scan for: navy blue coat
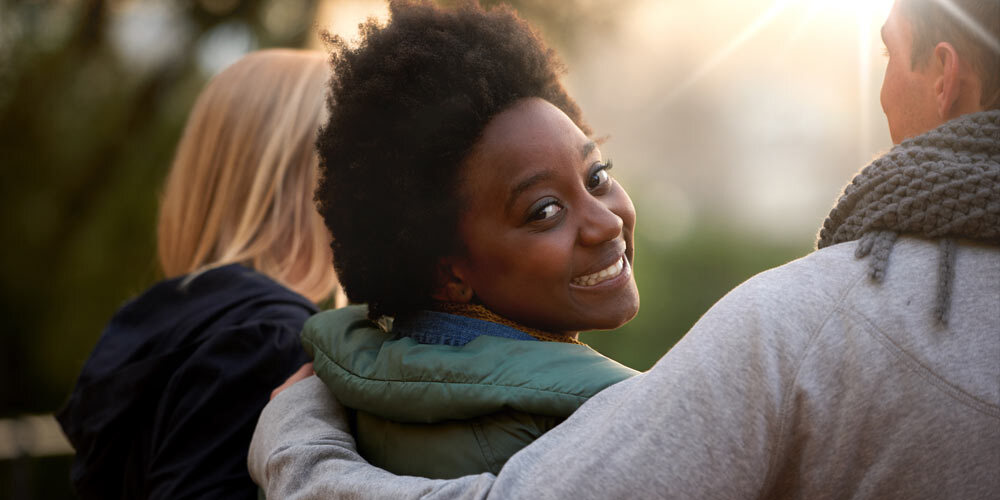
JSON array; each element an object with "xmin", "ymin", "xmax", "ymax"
[{"xmin": 57, "ymin": 264, "xmax": 315, "ymax": 499}]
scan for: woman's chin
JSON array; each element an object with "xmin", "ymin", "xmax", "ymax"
[{"xmin": 577, "ymin": 293, "xmax": 641, "ymax": 333}]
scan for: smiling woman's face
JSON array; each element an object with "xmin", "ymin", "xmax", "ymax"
[{"xmin": 449, "ymin": 98, "xmax": 639, "ymax": 335}]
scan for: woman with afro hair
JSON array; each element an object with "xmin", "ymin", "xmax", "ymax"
[{"xmin": 277, "ymin": 0, "xmax": 642, "ymax": 480}]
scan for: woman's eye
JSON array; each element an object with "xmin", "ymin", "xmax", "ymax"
[
  {"xmin": 587, "ymin": 160, "xmax": 613, "ymax": 191},
  {"xmin": 529, "ymin": 201, "xmax": 563, "ymax": 222}
]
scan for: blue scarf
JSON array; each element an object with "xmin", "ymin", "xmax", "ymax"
[{"xmin": 392, "ymin": 310, "xmax": 537, "ymax": 346}]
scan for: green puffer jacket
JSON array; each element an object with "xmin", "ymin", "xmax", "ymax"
[{"xmin": 302, "ymin": 305, "xmax": 638, "ymax": 479}]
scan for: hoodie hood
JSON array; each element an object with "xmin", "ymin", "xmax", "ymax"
[{"xmin": 56, "ymin": 264, "xmax": 316, "ymax": 498}]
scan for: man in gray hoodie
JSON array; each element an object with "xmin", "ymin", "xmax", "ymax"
[{"xmin": 248, "ymin": 0, "xmax": 999, "ymax": 498}]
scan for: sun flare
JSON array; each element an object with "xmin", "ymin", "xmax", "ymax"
[
  {"xmin": 816, "ymin": 0, "xmax": 894, "ymax": 19},
  {"xmin": 657, "ymin": 0, "xmax": 895, "ymax": 113}
]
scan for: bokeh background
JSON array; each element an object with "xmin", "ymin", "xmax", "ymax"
[{"xmin": 0, "ymin": 0, "xmax": 894, "ymax": 496}]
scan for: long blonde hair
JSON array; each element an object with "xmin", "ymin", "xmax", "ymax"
[{"xmin": 157, "ymin": 49, "xmax": 338, "ymax": 304}]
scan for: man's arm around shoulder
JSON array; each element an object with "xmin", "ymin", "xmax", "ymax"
[{"xmin": 249, "ymin": 375, "xmax": 494, "ymax": 500}]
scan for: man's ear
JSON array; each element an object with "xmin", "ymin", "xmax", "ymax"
[
  {"xmin": 430, "ymin": 257, "xmax": 474, "ymax": 303},
  {"xmin": 933, "ymin": 42, "xmax": 961, "ymax": 119},
  {"xmin": 932, "ymin": 41, "xmax": 983, "ymax": 120}
]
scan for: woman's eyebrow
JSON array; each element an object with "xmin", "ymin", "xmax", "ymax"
[
  {"xmin": 506, "ymin": 170, "xmax": 554, "ymax": 213},
  {"xmin": 582, "ymin": 141, "xmax": 597, "ymax": 160}
]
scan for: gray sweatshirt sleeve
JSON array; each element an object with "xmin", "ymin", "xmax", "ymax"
[
  {"xmin": 250, "ymin": 266, "xmax": 828, "ymax": 499},
  {"xmin": 249, "ymin": 375, "xmax": 496, "ymax": 500}
]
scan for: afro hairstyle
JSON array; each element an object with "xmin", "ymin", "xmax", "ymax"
[{"xmin": 315, "ymin": 0, "xmax": 588, "ymax": 320}]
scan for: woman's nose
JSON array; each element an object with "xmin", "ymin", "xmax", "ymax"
[{"xmin": 578, "ymin": 198, "xmax": 623, "ymax": 246}]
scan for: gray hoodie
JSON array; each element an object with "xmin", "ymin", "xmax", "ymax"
[{"xmin": 249, "ymin": 237, "xmax": 1000, "ymax": 499}]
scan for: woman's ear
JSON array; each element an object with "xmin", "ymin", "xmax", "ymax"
[{"xmin": 431, "ymin": 257, "xmax": 474, "ymax": 303}]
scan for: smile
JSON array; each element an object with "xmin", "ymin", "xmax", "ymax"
[{"xmin": 571, "ymin": 256, "xmax": 627, "ymax": 287}]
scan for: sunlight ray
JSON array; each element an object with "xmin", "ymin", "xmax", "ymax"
[
  {"xmin": 858, "ymin": 4, "xmax": 874, "ymax": 164},
  {"xmin": 771, "ymin": 0, "xmax": 822, "ymax": 69},
  {"xmin": 934, "ymin": 0, "xmax": 1000, "ymax": 54},
  {"xmin": 657, "ymin": 0, "xmax": 798, "ymax": 109},
  {"xmin": 783, "ymin": 0, "xmax": 823, "ymax": 48}
]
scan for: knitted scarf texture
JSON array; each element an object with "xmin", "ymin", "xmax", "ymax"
[{"xmin": 817, "ymin": 110, "xmax": 1000, "ymax": 322}]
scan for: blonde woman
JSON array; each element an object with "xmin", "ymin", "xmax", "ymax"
[{"xmin": 57, "ymin": 49, "xmax": 338, "ymax": 500}]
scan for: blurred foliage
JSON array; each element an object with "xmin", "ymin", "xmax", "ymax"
[
  {"xmin": 0, "ymin": 0, "xmax": 322, "ymax": 416},
  {"xmin": 0, "ymin": 455, "xmax": 75, "ymax": 498},
  {"xmin": 0, "ymin": 0, "xmax": 818, "ymax": 431},
  {"xmin": 1, "ymin": 0, "xmax": 819, "ymax": 496},
  {"xmin": 0, "ymin": 0, "xmax": 713, "ymax": 418},
  {"xmin": 453, "ymin": 0, "xmax": 631, "ymax": 54}
]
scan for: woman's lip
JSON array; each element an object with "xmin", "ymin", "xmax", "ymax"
[
  {"xmin": 573, "ymin": 242, "xmax": 627, "ymax": 279},
  {"xmin": 569, "ymin": 256, "xmax": 631, "ymax": 291},
  {"xmin": 624, "ymin": 230, "xmax": 634, "ymax": 265},
  {"xmin": 573, "ymin": 252, "xmax": 623, "ymax": 280}
]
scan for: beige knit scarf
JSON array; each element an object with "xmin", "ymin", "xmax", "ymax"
[{"xmin": 817, "ymin": 110, "xmax": 1000, "ymax": 323}]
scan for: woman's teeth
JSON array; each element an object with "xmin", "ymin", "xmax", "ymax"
[{"xmin": 572, "ymin": 257, "xmax": 625, "ymax": 287}]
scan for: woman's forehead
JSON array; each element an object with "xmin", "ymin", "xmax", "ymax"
[
  {"xmin": 458, "ymin": 100, "xmax": 597, "ymax": 212},
  {"xmin": 467, "ymin": 99, "xmax": 593, "ymax": 174}
]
